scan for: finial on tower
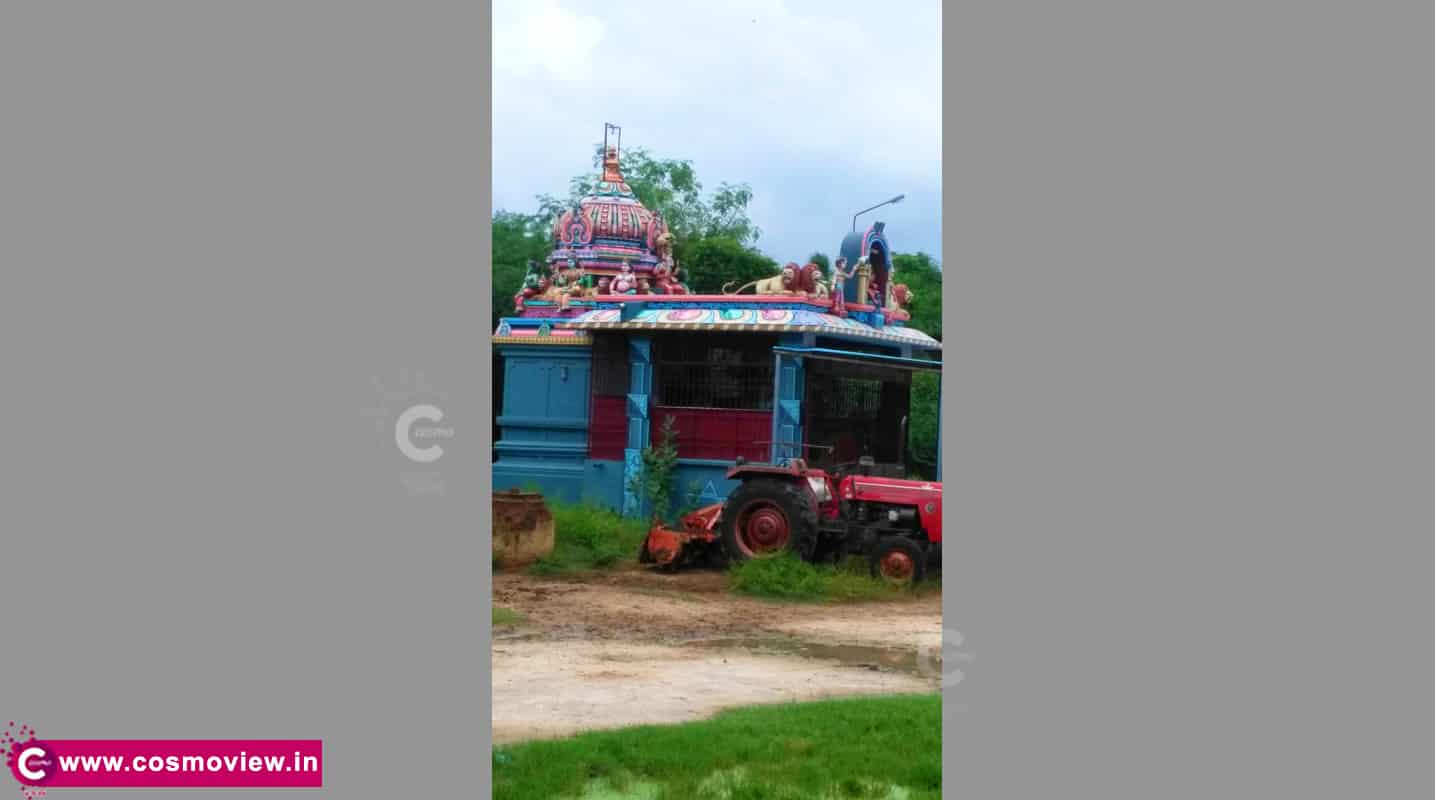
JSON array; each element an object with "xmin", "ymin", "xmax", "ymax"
[{"xmin": 602, "ymin": 122, "xmax": 623, "ymax": 183}]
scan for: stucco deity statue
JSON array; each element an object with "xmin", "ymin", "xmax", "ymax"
[
  {"xmin": 653, "ymin": 220, "xmax": 675, "ymax": 268},
  {"xmin": 652, "ymin": 262, "xmax": 690, "ymax": 294},
  {"xmin": 829, "ymin": 257, "xmax": 857, "ymax": 316},
  {"xmin": 514, "ymin": 259, "xmax": 549, "ymax": 311},
  {"xmin": 611, "ymin": 259, "xmax": 637, "ymax": 294},
  {"xmin": 547, "ymin": 257, "xmax": 585, "ymax": 310}
]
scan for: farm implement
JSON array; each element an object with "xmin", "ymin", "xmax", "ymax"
[{"xmin": 641, "ymin": 456, "xmax": 942, "ymax": 583}]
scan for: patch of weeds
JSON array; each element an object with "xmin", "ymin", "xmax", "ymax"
[
  {"xmin": 819, "ymin": 779, "xmax": 913, "ymax": 800},
  {"xmin": 557, "ymin": 775, "xmax": 662, "ymax": 800},
  {"xmin": 695, "ymin": 766, "xmax": 750, "ymax": 799},
  {"xmin": 729, "ymin": 553, "xmax": 928, "ymax": 603},
  {"xmin": 529, "ymin": 500, "xmax": 650, "ymax": 575},
  {"xmin": 727, "ymin": 553, "xmax": 826, "ymax": 600},
  {"xmin": 492, "ymin": 606, "xmax": 525, "ymax": 626}
]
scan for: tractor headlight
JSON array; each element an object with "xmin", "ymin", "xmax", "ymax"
[{"xmin": 806, "ymin": 476, "xmax": 831, "ymax": 503}]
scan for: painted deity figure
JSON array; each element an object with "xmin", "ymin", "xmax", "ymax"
[
  {"xmin": 548, "ymin": 256, "xmax": 585, "ymax": 310},
  {"xmin": 830, "ymin": 256, "xmax": 857, "ymax": 316},
  {"xmin": 652, "ymin": 261, "xmax": 690, "ymax": 294},
  {"xmin": 611, "ymin": 258, "xmax": 637, "ymax": 294},
  {"xmin": 514, "ymin": 258, "xmax": 549, "ymax": 311},
  {"xmin": 653, "ymin": 222, "xmax": 675, "ymax": 268}
]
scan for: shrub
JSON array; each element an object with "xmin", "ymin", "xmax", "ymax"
[
  {"xmin": 625, "ymin": 415, "xmax": 680, "ymax": 523},
  {"xmin": 729, "ymin": 553, "xmax": 931, "ymax": 602},
  {"xmin": 530, "ymin": 500, "xmax": 650, "ymax": 575},
  {"xmin": 727, "ymin": 553, "xmax": 826, "ymax": 600}
]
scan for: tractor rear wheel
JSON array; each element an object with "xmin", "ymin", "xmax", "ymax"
[
  {"xmin": 720, "ymin": 479, "xmax": 818, "ymax": 562},
  {"xmin": 870, "ymin": 537, "xmax": 927, "ymax": 585}
]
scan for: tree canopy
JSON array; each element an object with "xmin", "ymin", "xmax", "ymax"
[{"xmin": 891, "ymin": 252, "xmax": 942, "ymax": 342}]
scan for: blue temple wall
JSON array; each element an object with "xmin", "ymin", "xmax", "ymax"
[
  {"xmin": 581, "ymin": 458, "xmax": 626, "ymax": 509},
  {"xmin": 493, "ymin": 318, "xmax": 938, "ymax": 515},
  {"xmin": 493, "ymin": 343, "xmax": 593, "ymax": 502}
]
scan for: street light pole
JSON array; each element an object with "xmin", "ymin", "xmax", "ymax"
[{"xmin": 852, "ymin": 194, "xmax": 905, "ymax": 232}]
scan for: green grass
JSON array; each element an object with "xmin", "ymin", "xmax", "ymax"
[
  {"xmin": 492, "ymin": 606, "xmax": 525, "ymax": 626},
  {"xmin": 528, "ymin": 500, "xmax": 651, "ymax": 575},
  {"xmin": 492, "ymin": 694, "xmax": 941, "ymax": 800},
  {"xmin": 728, "ymin": 553, "xmax": 935, "ymax": 603}
]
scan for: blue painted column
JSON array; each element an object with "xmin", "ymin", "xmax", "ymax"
[
  {"xmin": 771, "ymin": 340, "xmax": 805, "ymax": 464},
  {"xmin": 622, "ymin": 336, "xmax": 653, "ymax": 517}
]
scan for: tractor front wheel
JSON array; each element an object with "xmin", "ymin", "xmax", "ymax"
[
  {"xmin": 720, "ymin": 479, "xmax": 818, "ymax": 562},
  {"xmin": 870, "ymin": 537, "xmax": 927, "ymax": 585}
]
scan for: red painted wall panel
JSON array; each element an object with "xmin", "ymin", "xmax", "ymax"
[
  {"xmin": 588, "ymin": 395, "xmax": 628, "ymax": 460},
  {"xmin": 651, "ymin": 407, "xmax": 771, "ymax": 462}
]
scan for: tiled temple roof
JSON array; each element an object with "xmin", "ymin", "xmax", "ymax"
[{"xmin": 555, "ymin": 305, "xmax": 941, "ymax": 350}]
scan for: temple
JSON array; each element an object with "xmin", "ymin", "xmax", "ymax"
[{"xmin": 493, "ymin": 127, "xmax": 943, "ymax": 516}]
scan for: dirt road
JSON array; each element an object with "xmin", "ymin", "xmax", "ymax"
[{"xmin": 492, "ymin": 568, "xmax": 942, "ymax": 744}]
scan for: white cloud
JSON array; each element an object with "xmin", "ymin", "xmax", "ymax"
[
  {"xmin": 493, "ymin": 0, "xmax": 604, "ymax": 81},
  {"xmin": 491, "ymin": 0, "xmax": 943, "ymax": 260}
]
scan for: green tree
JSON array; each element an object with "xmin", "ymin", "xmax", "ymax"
[
  {"xmin": 807, "ymin": 252, "xmax": 830, "ymax": 271},
  {"xmin": 891, "ymin": 252, "xmax": 942, "ymax": 341},
  {"xmin": 907, "ymin": 372, "xmax": 940, "ymax": 478},
  {"xmin": 491, "ymin": 209, "xmax": 552, "ymax": 330},
  {"xmin": 679, "ymin": 236, "xmax": 780, "ymax": 295},
  {"xmin": 890, "ymin": 252, "xmax": 942, "ymax": 477}
]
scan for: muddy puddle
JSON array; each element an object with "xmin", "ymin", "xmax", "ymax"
[{"xmin": 690, "ymin": 635, "xmax": 939, "ymax": 677}]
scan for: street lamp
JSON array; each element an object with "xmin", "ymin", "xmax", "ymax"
[{"xmin": 852, "ymin": 194, "xmax": 905, "ymax": 232}]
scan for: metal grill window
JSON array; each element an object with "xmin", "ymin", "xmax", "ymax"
[
  {"xmin": 655, "ymin": 334, "xmax": 775, "ymax": 411},
  {"xmin": 590, "ymin": 334, "xmax": 630, "ymax": 396},
  {"xmin": 809, "ymin": 375, "xmax": 884, "ymax": 421}
]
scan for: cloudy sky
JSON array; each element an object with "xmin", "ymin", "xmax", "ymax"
[{"xmin": 493, "ymin": 0, "xmax": 942, "ymax": 264}]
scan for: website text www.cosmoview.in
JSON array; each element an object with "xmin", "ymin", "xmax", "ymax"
[{"xmin": 7, "ymin": 738, "xmax": 322, "ymax": 790}]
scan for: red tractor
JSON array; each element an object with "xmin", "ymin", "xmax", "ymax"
[{"xmin": 642, "ymin": 456, "xmax": 942, "ymax": 583}]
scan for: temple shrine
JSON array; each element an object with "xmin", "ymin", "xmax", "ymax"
[{"xmin": 493, "ymin": 126, "xmax": 942, "ymax": 516}]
